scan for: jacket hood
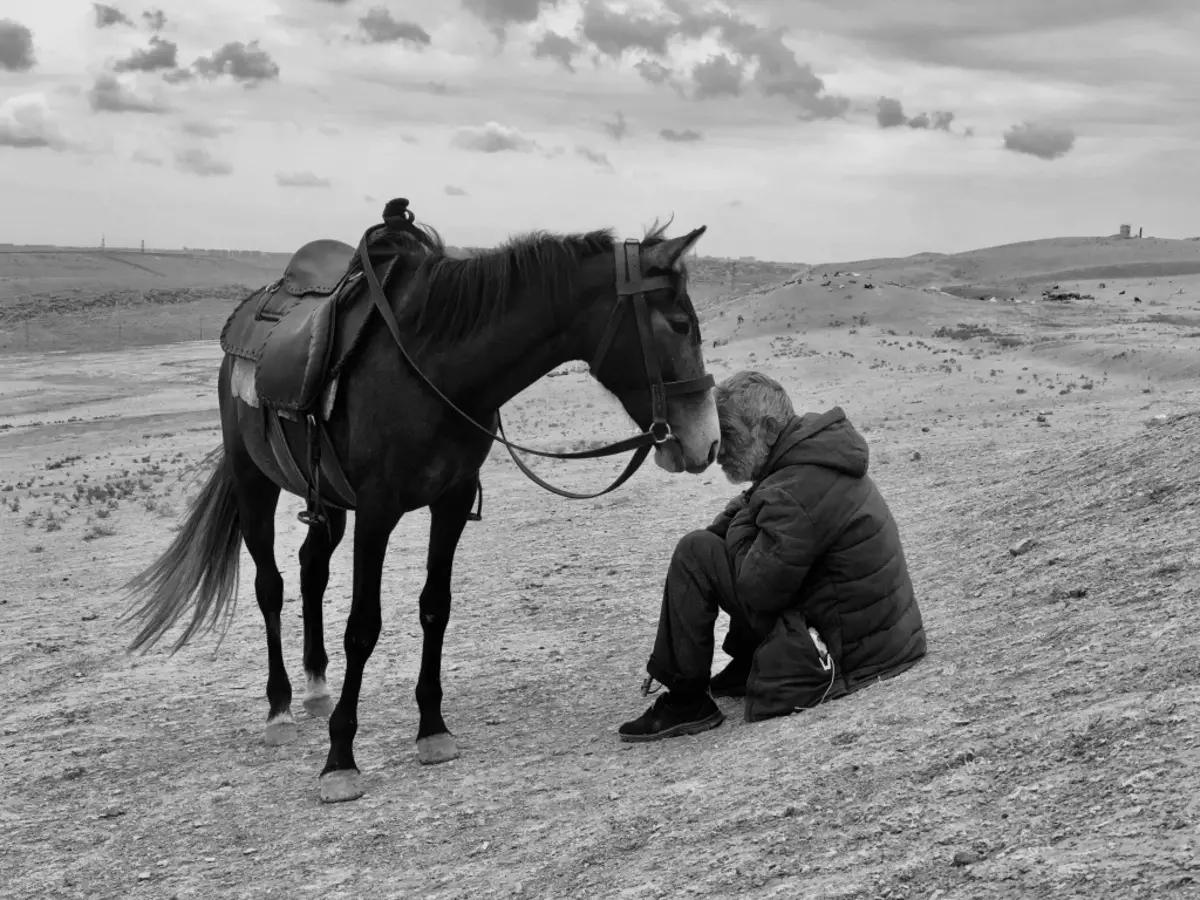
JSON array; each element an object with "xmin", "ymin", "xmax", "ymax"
[{"xmin": 762, "ymin": 407, "xmax": 868, "ymax": 478}]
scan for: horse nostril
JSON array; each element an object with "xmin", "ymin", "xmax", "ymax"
[{"xmin": 707, "ymin": 440, "xmax": 719, "ymax": 464}]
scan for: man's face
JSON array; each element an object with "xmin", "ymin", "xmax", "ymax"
[{"xmin": 716, "ymin": 405, "xmax": 768, "ymax": 484}]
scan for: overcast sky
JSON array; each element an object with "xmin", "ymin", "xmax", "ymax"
[{"xmin": 1, "ymin": 0, "xmax": 1197, "ymax": 262}]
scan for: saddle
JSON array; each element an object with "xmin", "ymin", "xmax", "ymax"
[
  {"xmin": 221, "ymin": 204, "xmax": 418, "ymax": 413},
  {"xmin": 219, "ymin": 198, "xmax": 456, "ymax": 522}
]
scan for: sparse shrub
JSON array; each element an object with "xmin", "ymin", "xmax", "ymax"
[
  {"xmin": 933, "ymin": 323, "xmax": 995, "ymax": 341},
  {"xmin": 83, "ymin": 522, "xmax": 117, "ymax": 541}
]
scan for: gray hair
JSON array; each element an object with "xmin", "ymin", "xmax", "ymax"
[{"xmin": 715, "ymin": 370, "xmax": 794, "ymax": 427}]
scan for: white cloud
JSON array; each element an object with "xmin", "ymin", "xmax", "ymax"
[
  {"xmin": 451, "ymin": 121, "xmax": 539, "ymax": 153},
  {"xmin": 276, "ymin": 170, "xmax": 332, "ymax": 187},
  {"xmin": 0, "ymin": 93, "xmax": 68, "ymax": 149},
  {"xmin": 175, "ymin": 146, "xmax": 232, "ymax": 176}
]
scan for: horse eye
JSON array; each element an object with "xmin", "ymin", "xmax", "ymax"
[{"xmin": 666, "ymin": 316, "xmax": 691, "ymax": 335}]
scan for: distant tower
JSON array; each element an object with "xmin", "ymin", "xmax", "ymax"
[
  {"xmin": 1138, "ymin": 227, "xmax": 1143, "ymax": 238},
  {"xmin": 101, "ymin": 234, "xmax": 106, "ymax": 249},
  {"xmin": 140, "ymin": 239, "xmax": 145, "ymax": 253},
  {"xmin": 1119, "ymin": 224, "xmax": 1131, "ymax": 238}
]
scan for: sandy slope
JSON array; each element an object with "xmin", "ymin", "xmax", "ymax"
[
  {"xmin": 808, "ymin": 236, "xmax": 1200, "ymax": 294},
  {"xmin": 1, "ymin": 236, "xmax": 1198, "ymax": 899}
]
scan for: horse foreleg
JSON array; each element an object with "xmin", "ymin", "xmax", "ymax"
[
  {"xmin": 415, "ymin": 477, "xmax": 479, "ymax": 766},
  {"xmin": 298, "ymin": 509, "xmax": 347, "ymax": 718},
  {"xmin": 319, "ymin": 505, "xmax": 399, "ymax": 803}
]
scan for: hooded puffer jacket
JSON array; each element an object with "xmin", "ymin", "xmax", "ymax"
[{"xmin": 711, "ymin": 408, "xmax": 926, "ymax": 721}]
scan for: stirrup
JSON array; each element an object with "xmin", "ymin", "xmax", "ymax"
[{"xmin": 298, "ymin": 503, "xmax": 327, "ymax": 527}]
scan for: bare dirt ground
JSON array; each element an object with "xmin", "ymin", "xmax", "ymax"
[{"xmin": 2, "ymin": 240, "xmax": 1199, "ymax": 899}]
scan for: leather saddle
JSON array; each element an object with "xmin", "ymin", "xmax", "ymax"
[
  {"xmin": 220, "ymin": 208, "xmax": 418, "ymax": 413},
  {"xmin": 217, "ymin": 198, "xmax": 483, "ymax": 524}
]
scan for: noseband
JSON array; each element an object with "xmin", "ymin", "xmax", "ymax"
[{"xmin": 359, "ymin": 230, "xmax": 715, "ymax": 500}]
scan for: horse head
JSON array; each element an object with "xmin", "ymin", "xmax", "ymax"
[{"xmin": 574, "ymin": 225, "xmax": 720, "ymax": 474}]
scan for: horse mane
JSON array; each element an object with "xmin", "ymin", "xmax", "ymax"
[{"xmin": 408, "ymin": 217, "xmax": 682, "ymax": 342}]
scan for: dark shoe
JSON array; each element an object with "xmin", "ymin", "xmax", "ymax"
[
  {"xmin": 709, "ymin": 658, "xmax": 752, "ymax": 698},
  {"xmin": 618, "ymin": 692, "xmax": 725, "ymax": 743}
]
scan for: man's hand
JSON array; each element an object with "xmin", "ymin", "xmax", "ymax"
[{"xmin": 706, "ymin": 491, "xmax": 748, "ymax": 539}]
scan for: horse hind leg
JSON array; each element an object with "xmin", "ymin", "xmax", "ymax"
[
  {"xmin": 231, "ymin": 459, "xmax": 293, "ymax": 745},
  {"xmin": 299, "ymin": 508, "xmax": 347, "ymax": 718},
  {"xmin": 415, "ymin": 476, "xmax": 479, "ymax": 766}
]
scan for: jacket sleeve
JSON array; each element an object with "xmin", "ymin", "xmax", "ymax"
[
  {"xmin": 735, "ymin": 485, "xmax": 821, "ymax": 616},
  {"xmin": 706, "ymin": 491, "xmax": 748, "ymax": 538}
]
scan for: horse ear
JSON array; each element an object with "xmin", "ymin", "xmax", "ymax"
[{"xmin": 642, "ymin": 225, "xmax": 707, "ymax": 271}]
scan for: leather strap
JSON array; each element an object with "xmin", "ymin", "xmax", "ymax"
[
  {"xmin": 317, "ymin": 418, "xmax": 357, "ymax": 508},
  {"xmin": 500, "ymin": 419, "xmax": 654, "ymax": 500},
  {"xmin": 265, "ymin": 407, "xmax": 310, "ymax": 495}
]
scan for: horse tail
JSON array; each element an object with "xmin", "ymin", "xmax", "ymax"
[{"xmin": 124, "ymin": 445, "xmax": 243, "ymax": 654}]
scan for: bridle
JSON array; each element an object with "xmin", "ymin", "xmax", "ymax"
[{"xmin": 357, "ymin": 224, "xmax": 715, "ymax": 500}]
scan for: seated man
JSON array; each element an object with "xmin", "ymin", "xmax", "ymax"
[{"xmin": 618, "ymin": 370, "xmax": 926, "ymax": 742}]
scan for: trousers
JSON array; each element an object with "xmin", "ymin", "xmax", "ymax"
[{"xmin": 646, "ymin": 529, "xmax": 773, "ymax": 695}]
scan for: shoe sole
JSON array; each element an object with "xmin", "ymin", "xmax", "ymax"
[
  {"xmin": 709, "ymin": 685, "xmax": 746, "ymax": 699},
  {"xmin": 618, "ymin": 709, "xmax": 726, "ymax": 743}
]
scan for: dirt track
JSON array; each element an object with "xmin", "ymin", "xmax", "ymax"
[{"xmin": 3, "ymin": 256, "xmax": 1200, "ymax": 898}]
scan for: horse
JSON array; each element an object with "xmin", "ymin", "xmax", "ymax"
[{"xmin": 123, "ymin": 206, "xmax": 719, "ymax": 802}]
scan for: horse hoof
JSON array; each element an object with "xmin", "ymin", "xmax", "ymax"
[
  {"xmin": 263, "ymin": 716, "xmax": 298, "ymax": 746},
  {"xmin": 319, "ymin": 769, "xmax": 363, "ymax": 803},
  {"xmin": 417, "ymin": 733, "xmax": 459, "ymax": 765},
  {"xmin": 303, "ymin": 694, "xmax": 335, "ymax": 718}
]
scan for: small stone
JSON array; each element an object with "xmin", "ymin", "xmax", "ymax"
[
  {"xmin": 952, "ymin": 850, "xmax": 981, "ymax": 867},
  {"xmin": 137, "ymin": 871, "xmax": 152, "ymax": 881},
  {"xmin": 1009, "ymin": 538, "xmax": 1036, "ymax": 557},
  {"xmin": 911, "ymin": 451, "xmax": 922, "ymax": 461}
]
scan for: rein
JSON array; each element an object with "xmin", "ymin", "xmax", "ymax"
[{"xmin": 355, "ymin": 221, "xmax": 714, "ymax": 500}]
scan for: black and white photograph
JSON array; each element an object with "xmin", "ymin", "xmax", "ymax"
[{"xmin": 2, "ymin": 0, "xmax": 1198, "ymax": 897}]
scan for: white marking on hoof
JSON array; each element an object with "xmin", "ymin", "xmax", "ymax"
[
  {"xmin": 263, "ymin": 710, "xmax": 298, "ymax": 746},
  {"xmin": 302, "ymin": 678, "xmax": 334, "ymax": 717},
  {"xmin": 319, "ymin": 769, "xmax": 363, "ymax": 803},
  {"xmin": 417, "ymin": 732, "xmax": 459, "ymax": 765}
]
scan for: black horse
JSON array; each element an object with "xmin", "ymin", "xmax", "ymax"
[{"xmin": 124, "ymin": 210, "xmax": 718, "ymax": 802}]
